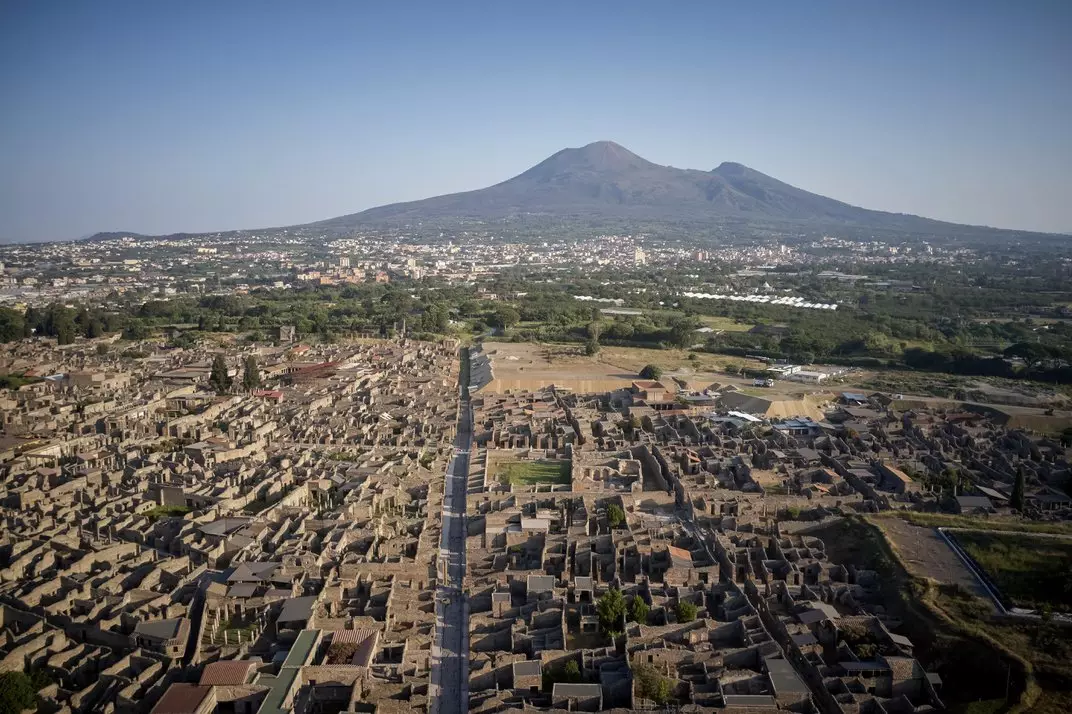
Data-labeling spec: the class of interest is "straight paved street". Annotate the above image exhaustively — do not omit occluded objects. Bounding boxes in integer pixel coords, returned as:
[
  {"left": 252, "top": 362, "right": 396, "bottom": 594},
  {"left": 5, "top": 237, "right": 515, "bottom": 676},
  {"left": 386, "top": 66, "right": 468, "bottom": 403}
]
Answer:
[{"left": 431, "top": 348, "right": 471, "bottom": 714}]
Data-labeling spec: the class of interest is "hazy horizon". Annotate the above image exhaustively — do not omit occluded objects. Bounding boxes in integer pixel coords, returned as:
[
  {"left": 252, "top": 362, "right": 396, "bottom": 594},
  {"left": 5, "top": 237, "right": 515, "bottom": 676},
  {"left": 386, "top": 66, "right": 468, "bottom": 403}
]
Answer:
[{"left": 2, "top": 0, "right": 1070, "bottom": 242}]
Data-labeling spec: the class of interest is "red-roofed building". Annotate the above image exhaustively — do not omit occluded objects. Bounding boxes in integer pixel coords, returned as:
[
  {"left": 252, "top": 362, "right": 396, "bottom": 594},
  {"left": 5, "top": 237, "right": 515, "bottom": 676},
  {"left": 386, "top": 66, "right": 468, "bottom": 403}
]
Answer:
[
  {"left": 631, "top": 380, "right": 671, "bottom": 403},
  {"left": 667, "top": 545, "right": 693, "bottom": 567},
  {"left": 329, "top": 628, "right": 380, "bottom": 666},
  {"left": 199, "top": 659, "right": 259, "bottom": 686},
  {"left": 151, "top": 684, "right": 215, "bottom": 714}
]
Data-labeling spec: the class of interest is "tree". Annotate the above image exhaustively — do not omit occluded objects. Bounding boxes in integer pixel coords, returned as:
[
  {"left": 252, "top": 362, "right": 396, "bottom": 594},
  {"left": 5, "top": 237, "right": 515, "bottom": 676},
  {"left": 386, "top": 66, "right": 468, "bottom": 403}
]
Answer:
[
  {"left": 168, "top": 332, "right": 197, "bottom": 350},
  {"left": 1004, "top": 342, "right": 1056, "bottom": 368},
  {"left": 46, "top": 305, "right": 78, "bottom": 346},
  {"left": 1011, "top": 468, "right": 1026, "bottom": 512},
  {"left": 85, "top": 318, "right": 104, "bottom": 339},
  {"left": 488, "top": 305, "right": 520, "bottom": 331},
  {"left": 638, "top": 364, "right": 662, "bottom": 381},
  {"left": 607, "top": 503, "right": 625, "bottom": 528},
  {"left": 1061, "top": 427, "right": 1072, "bottom": 449},
  {"left": 596, "top": 589, "right": 625, "bottom": 635},
  {"left": 543, "top": 659, "right": 582, "bottom": 690},
  {"left": 209, "top": 354, "right": 232, "bottom": 395},
  {"left": 22, "top": 306, "right": 39, "bottom": 337},
  {"left": 0, "top": 671, "right": 37, "bottom": 714},
  {"left": 666, "top": 316, "right": 698, "bottom": 348},
  {"left": 0, "top": 308, "right": 24, "bottom": 343},
  {"left": 632, "top": 661, "right": 672, "bottom": 705},
  {"left": 674, "top": 599, "right": 698, "bottom": 623},
  {"left": 585, "top": 337, "right": 600, "bottom": 356},
  {"left": 629, "top": 595, "right": 649, "bottom": 624},
  {"left": 242, "top": 355, "right": 261, "bottom": 390},
  {"left": 122, "top": 323, "right": 151, "bottom": 340}
]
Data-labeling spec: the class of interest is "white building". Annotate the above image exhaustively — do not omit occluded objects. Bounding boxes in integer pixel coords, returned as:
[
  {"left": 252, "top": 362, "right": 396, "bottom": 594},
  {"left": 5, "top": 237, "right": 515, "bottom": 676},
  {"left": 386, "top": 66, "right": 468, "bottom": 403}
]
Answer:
[{"left": 787, "top": 370, "right": 829, "bottom": 384}]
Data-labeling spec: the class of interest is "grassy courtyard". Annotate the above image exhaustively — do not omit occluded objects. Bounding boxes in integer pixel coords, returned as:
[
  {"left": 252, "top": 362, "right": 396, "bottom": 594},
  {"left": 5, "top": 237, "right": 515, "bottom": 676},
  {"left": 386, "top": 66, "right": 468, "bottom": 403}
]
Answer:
[
  {"left": 954, "top": 531, "right": 1072, "bottom": 611},
  {"left": 495, "top": 460, "right": 571, "bottom": 486}
]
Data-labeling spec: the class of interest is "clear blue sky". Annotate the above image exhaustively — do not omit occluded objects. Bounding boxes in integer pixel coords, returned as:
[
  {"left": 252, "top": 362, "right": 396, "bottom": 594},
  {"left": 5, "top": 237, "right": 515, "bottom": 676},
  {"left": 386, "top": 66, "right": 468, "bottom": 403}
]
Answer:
[{"left": 1, "top": 0, "right": 1070, "bottom": 242}]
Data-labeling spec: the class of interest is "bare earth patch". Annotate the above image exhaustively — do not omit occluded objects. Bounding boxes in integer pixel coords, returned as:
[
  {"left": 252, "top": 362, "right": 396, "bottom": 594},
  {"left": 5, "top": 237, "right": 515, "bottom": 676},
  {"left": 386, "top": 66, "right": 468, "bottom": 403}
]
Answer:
[{"left": 874, "top": 515, "right": 990, "bottom": 600}]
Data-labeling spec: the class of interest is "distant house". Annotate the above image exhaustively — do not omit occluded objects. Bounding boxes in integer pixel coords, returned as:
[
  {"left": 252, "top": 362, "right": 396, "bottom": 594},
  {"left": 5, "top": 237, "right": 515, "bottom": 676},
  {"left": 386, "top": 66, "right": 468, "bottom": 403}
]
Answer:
[
  {"left": 277, "top": 595, "right": 318, "bottom": 631},
  {"left": 199, "top": 659, "right": 260, "bottom": 686},
  {"left": 787, "top": 370, "right": 829, "bottom": 384},
  {"left": 976, "top": 485, "right": 1010, "bottom": 506},
  {"left": 526, "top": 574, "right": 556, "bottom": 602},
  {"left": 553, "top": 683, "right": 603, "bottom": 711},
  {"left": 955, "top": 495, "right": 993, "bottom": 513},
  {"left": 773, "top": 418, "right": 823, "bottom": 438},
  {"left": 874, "top": 461, "right": 921, "bottom": 494},
  {"left": 765, "top": 657, "right": 810, "bottom": 708},
  {"left": 277, "top": 325, "right": 296, "bottom": 343},
  {"left": 1029, "top": 486, "right": 1072, "bottom": 511},
  {"left": 631, "top": 380, "right": 670, "bottom": 403},
  {"left": 150, "top": 684, "right": 215, "bottom": 714},
  {"left": 513, "top": 660, "right": 542, "bottom": 692},
  {"left": 132, "top": 617, "right": 190, "bottom": 657},
  {"left": 839, "top": 656, "right": 930, "bottom": 700}
]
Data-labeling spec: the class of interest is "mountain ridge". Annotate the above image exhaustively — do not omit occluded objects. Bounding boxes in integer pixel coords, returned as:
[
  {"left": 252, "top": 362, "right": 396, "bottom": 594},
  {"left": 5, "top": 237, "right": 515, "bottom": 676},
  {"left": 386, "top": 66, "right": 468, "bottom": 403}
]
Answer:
[
  {"left": 87, "top": 141, "right": 1068, "bottom": 242},
  {"left": 305, "top": 141, "right": 1019, "bottom": 237}
]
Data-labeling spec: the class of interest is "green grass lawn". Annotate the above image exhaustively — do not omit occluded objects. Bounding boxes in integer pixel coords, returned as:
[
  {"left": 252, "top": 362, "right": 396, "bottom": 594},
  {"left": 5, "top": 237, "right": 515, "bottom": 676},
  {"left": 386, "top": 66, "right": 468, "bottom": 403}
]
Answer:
[
  {"left": 954, "top": 531, "right": 1072, "bottom": 610},
  {"left": 205, "top": 617, "right": 259, "bottom": 646},
  {"left": 0, "top": 374, "right": 43, "bottom": 389},
  {"left": 698, "top": 315, "right": 755, "bottom": 332},
  {"left": 880, "top": 511, "right": 1072, "bottom": 536},
  {"left": 144, "top": 505, "right": 192, "bottom": 522},
  {"left": 496, "top": 460, "right": 571, "bottom": 486}
]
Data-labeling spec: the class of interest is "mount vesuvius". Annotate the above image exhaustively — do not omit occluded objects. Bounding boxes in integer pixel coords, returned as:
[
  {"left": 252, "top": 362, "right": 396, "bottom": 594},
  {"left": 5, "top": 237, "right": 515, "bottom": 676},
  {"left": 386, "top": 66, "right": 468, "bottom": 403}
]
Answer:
[
  {"left": 305, "top": 141, "right": 1039, "bottom": 238},
  {"left": 91, "top": 141, "right": 1065, "bottom": 241}
]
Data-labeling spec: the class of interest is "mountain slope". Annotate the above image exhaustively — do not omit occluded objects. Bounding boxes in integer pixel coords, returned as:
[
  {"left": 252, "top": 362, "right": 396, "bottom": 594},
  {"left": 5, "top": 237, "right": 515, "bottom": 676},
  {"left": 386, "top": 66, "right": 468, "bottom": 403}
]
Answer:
[
  {"left": 309, "top": 141, "right": 980, "bottom": 234},
  {"left": 87, "top": 141, "right": 1065, "bottom": 242}
]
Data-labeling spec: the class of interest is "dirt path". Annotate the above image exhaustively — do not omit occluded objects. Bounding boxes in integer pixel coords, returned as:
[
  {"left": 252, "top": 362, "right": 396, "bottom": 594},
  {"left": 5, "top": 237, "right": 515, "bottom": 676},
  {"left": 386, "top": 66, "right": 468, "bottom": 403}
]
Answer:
[{"left": 874, "top": 516, "right": 989, "bottom": 598}]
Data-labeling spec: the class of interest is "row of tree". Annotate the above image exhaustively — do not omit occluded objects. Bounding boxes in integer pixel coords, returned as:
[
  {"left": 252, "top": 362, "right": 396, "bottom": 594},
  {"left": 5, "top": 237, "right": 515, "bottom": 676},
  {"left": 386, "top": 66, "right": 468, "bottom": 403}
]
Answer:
[{"left": 209, "top": 355, "right": 261, "bottom": 395}]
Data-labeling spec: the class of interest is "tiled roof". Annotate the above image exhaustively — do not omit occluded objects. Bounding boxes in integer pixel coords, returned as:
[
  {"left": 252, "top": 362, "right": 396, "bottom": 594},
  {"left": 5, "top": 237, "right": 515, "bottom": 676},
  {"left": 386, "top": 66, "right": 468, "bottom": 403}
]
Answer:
[
  {"left": 883, "top": 656, "right": 920, "bottom": 680},
  {"left": 667, "top": 545, "right": 692, "bottom": 562},
  {"left": 331, "top": 628, "right": 379, "bottom": 666},
  {"left": 199, "top": 660, "right": 257, "bottom": 686},
  {"left": 134, "top": 617, "right": 184, "bottom": 641},
  {"left": 151, "top": 684, "right": 212, "bottom": 714}
]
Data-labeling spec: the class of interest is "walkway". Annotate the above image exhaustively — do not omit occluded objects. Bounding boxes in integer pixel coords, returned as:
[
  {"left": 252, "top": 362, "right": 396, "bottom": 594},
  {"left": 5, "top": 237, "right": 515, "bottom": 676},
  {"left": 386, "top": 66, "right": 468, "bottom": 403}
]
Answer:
[{"left": 430, "top": 348, "right": 471, "bottom": 714}]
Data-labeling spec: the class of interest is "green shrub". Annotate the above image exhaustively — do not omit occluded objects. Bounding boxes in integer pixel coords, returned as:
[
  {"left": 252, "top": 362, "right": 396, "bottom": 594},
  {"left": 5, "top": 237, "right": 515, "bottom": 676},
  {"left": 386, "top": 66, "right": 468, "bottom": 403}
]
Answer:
[{"left": 674, "top": 599, "right": 698, "bottom": 623}]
